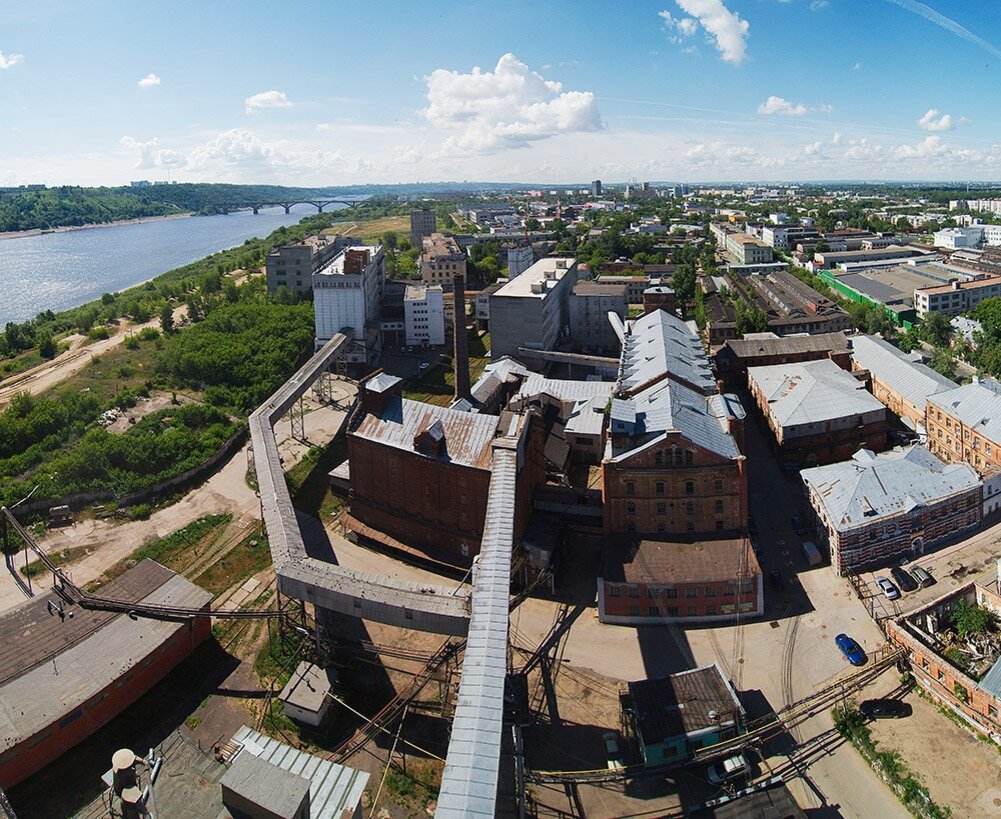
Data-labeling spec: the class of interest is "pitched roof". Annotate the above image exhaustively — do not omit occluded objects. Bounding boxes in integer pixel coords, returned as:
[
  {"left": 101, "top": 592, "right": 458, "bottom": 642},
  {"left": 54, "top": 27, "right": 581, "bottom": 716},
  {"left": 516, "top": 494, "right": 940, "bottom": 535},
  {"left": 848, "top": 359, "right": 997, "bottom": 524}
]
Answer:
[
  {"left": 629, "top": 664, "right": 743, "bottom": 741},
  {"left": 352, "top": 396, "right": 500, "bottom": 469},
  {"left": 618, "top": 309, "right": 716, "bottom": 394},
  {"left": 928, "top": 378, "right": 1001, "bottom": 445},
  {"left": 721, "top": 331, "right": 849, "bottom": 359},
  {"left": 602, "top": 538, "right": 759, "bottom": 585},
  {"left": 748, "top": 358, "right": 885, "bottom": 427},
  {"left": 516, "top": 373, "right": 615, "bottom": 404},
  {"left": 801, "top": 445, "right": 981, "bottom": 531},
  {"left": 850, "top": 335, "right": 956, "bottom": 408}
]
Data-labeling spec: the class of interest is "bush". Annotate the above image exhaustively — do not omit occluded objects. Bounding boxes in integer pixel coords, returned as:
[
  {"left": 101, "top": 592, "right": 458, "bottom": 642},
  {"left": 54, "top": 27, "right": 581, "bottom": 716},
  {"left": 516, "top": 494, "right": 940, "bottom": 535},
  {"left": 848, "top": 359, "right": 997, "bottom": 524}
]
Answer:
[
  {"left": 88, "top": 326, "right": 110, "bottom": 340},
  {"left": 138, "top": 327, "right": 160, "bottom": 342},
  {"left": 131, "top": 503, "right": 152, "bottom": 520},
  {"left": 123, "top": 334, "right": 140, "bottom": 350}
]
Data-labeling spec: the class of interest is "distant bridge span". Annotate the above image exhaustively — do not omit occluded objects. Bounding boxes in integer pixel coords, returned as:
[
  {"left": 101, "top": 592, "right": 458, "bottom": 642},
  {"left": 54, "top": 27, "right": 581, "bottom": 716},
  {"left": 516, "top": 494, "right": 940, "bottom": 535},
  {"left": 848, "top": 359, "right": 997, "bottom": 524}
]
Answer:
[{"left": 248, "top": 200, "right": 357, "bottom": 215}]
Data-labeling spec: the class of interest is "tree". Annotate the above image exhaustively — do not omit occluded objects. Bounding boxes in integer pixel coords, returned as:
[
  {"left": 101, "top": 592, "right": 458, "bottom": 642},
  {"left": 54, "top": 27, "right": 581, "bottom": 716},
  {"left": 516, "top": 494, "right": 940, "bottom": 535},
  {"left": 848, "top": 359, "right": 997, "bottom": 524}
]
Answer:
[
  {"left": 974, "top": 297, "right": 1001, "bottom": 340},
  {"left": 160, "top": 303, "right": 174, "bottom": 333},
  {"left": 38, "top": 333, "right": 57, "bottom": 359},
  {"left": 672, "top": 264, "right": 696, "bottom": 305},
  {"left": 918, "top": 312, "right": 951, "bottom": 348},
  {"left": 927, "top": 346, "right": 956, "bottom": 380},
  {"left": 950, "top": 600, "right": 996, "bottom": 637},
  {"left": 381, "top": 231, "right": 398, "bottom": 251}
]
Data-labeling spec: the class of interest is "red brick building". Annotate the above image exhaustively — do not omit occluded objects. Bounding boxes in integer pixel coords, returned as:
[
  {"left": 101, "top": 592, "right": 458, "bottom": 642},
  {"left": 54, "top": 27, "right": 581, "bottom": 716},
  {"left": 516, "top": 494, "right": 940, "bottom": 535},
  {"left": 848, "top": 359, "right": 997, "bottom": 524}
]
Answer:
[
  {"left": 344, "top": 373, "right": 545, "bottom": 566},
  {"left": 713, "top": 332, "right": 851, "bottom": 388},
  {"left": 598, "top": 538, "right": 762, "bottom": 625},
  {"left": 0, "top": 560, "right": 211, "bottom": 789}
]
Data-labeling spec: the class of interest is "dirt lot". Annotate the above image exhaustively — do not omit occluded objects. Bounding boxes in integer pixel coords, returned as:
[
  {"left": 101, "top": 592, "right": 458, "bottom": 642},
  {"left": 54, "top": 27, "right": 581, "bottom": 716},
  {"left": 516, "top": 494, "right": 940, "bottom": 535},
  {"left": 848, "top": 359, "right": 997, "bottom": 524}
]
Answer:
[{"left": 104, "top": 389, "right": 196, "bottom": 433}]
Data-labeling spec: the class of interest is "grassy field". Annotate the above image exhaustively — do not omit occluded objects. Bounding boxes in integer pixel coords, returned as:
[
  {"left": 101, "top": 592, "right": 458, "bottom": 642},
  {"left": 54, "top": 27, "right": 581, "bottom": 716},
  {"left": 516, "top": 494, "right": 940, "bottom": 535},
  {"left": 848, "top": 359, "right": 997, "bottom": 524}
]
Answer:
[
  {"left": 194, "top": 525, "right": 272, "bottom": 595},
  {"left": 323, "top": 215, "right": 410, "bottom": 243},
  {"left": 285, "top": 430, "right": 348, "bottom": 519},
  {"left": 403, "top": 330, "right": 490, "bottom": 406}
]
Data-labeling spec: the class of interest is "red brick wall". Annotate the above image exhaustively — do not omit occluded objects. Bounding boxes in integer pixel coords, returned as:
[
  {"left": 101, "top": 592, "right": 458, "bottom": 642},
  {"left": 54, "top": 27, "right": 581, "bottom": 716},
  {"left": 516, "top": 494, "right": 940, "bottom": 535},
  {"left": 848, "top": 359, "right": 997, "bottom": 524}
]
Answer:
[
  {"left": 0, "top": 615, "right": 209, "bottom": 789},
  {"left": 600, "top": 576, "right": 760, "bottom": 622}
]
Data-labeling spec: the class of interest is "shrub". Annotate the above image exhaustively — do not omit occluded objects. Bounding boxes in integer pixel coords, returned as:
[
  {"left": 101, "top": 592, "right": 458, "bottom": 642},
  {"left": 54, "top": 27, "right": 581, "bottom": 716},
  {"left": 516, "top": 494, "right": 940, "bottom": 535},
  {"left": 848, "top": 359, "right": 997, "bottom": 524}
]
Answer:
[{"left": 131, "top": 503, "right": 152, "bottom": 520}]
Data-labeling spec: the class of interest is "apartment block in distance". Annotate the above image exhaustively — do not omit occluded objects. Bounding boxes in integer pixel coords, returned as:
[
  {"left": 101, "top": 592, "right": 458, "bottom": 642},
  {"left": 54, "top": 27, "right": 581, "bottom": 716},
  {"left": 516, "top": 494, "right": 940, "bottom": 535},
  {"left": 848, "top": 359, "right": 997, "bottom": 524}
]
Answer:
[
  {"left": 312, "top": 244, "right": 385, "bottom": 365},
  {"left": 409, "top": 207, "right": 436, "bottom": 248},
  {"left": 927, "top": 378, "right": 1001, "bottom": 474},
  {"left": 404, "top": 284, "right": 445, "bottom": 347},
  {"left": 488, "top": 257, "right": 579, "bottom": 359},
  {"left": 420, "top": 233, "right": 467, "bottom": 289},
  {"left": 802, "top": 446, "right": 982, "bottom": 574},
  {"left": 747, "top": 358, "right": 888, "bottom": 467},
  {"left": 914, "top": 276, "right": 1001, "bottom": 318},
  {"left": 265, "top": 234, "right": 345, "bottom": 296}
]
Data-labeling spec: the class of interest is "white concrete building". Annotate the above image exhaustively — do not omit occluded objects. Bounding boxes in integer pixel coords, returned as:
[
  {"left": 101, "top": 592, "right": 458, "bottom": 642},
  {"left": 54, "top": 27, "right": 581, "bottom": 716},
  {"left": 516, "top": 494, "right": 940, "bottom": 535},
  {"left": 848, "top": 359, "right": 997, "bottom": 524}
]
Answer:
[
  {"left": 933, "top": 225, "right": 1001, "bottom": 250},
  {"left": 312, "top": 245, "right": 385, "bottom": 364},
  {"left": 489, "top": 257, "right": 579, "bottom": 359},
  {"left": 506, "top": 243, "right": 534, "bottom": 278},
  {"left": 404, "top": 284, "right": 445, "bottom": 347}
]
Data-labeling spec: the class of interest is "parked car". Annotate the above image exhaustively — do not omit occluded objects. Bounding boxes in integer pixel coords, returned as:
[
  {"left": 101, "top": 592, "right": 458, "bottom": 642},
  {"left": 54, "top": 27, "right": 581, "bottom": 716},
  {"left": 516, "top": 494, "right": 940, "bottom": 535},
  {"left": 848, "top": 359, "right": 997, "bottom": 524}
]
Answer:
[
  {"left": 835, "top": 633, "right": 867, "bottom": 666},
  {"left": 875, "top": 576, "right": 900, "bottom": 600},
  {"left": 418, "top": 361, "right": 430, "bottom": 372},
  {"left": 890, "top": 566, "right": 918, "bottom": 593},
  {"left": 791, "top": 514, "right": 804, "bottom": 535},
  {"left": 769, "top": 570, "right": 784, "bottom": 590},
  {"left": 707, "top": 752, "right": 750, "bottom": 785},
  {"left": 801, "top": 541, "right": 822, "bottom": 567},
  {"left": 910, "top": 566, "right": 935, "bottom": 588},
  {"left": 602, "top": 731, "right": 624, "bottom": 770},
  {"left": 859, "top": 699, "right": 912, "bottom": 719}
]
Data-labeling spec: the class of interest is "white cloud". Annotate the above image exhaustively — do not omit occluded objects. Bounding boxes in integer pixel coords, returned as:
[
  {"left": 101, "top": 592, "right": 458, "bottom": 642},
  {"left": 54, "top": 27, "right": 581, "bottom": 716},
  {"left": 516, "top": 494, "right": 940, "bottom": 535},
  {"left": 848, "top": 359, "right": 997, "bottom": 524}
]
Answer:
[
  {"left": 244, "top": 90, "right": 292, "bottom": 114},
  {"left": 809, "top": 0, "right": 829, "bottom": 10},
  {"left": 669, "top": 0, "right": 750, "bottom": 65},
  {"left": 137, "top": 73, "right": 160, "bottom": 88},
  {"left": 659, "top": 10, "right": 699, "bottom": 42},
  {"left": 422, "top": 53, "right": 602, "bottom": 156},
  {"left": 832, "top": 131, "right": 843, "bottom": 145},
  {"left": 917, "top": 108, "right": 955, "bottom": 132},
  {"left": 758, "top": 96, "right": 807, "bottom": 116},
  {"left": 852, "top": 61, "right": 864, "bottom": 70},
  {"left": 0, "top": 51, "right": 24, "bottom": 70},
  {"left": 803, "top": 141, "right": 824, "bottom": 156},
  {"left": 315, "top": 123, "right": 331, "bottom": 131},
  {"left": 119, "top": 136, "right": 187, "bottom": 169},
  {"left": 844, "top": 138, "right": 883, "bottom": 160}
]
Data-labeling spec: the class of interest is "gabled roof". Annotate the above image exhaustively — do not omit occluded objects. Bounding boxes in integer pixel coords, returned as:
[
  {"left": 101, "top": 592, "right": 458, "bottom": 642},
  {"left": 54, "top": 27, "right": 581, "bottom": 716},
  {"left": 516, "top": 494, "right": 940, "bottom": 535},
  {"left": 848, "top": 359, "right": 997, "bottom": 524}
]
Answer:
[
  {"left": 928, "top": 378, "right": 1001, "bottom": 445},
  {"left": 618, "top": 309, "right": 716, "bottom": 394},
  {"left": 749, "top": 358, "right": 885, "bottom": 427},
  {"left": 850, "top": 335, "right": 955, "bottom": 408},
  {"left": 801, "top": 445, "right": 981, "bottom": 531},
  {"left": 516, "top": 373, "right": 615, "bottom": 404}
]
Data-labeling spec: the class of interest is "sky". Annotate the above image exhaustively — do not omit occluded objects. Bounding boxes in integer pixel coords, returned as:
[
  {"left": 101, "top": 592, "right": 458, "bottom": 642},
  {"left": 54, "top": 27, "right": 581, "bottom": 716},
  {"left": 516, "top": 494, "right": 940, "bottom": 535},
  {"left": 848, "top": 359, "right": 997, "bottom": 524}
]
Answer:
[{"left": 2, "top": 0, "right": 1001, "bottom": 186}]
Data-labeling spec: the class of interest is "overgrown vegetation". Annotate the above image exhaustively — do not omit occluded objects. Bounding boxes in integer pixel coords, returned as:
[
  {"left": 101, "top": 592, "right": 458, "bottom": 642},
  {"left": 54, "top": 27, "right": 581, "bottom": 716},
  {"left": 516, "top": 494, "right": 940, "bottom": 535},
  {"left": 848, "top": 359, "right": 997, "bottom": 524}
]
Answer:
[
  {"left": 833, "top": 705, "right": 952, "bottom": 818},
  {"left": 194, "top": 527, "right": 272, "bottom": 595}
]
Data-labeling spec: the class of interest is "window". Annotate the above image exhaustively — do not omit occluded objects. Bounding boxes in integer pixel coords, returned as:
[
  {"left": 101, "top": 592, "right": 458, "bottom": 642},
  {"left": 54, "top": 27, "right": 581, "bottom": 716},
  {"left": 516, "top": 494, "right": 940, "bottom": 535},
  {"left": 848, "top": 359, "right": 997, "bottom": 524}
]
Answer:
[
  {"left": 687, "top": 521, "right": 695, "bottom": 532},
  {"left": 656, "top": 482, "right": 665, "bottom": 496},
  {"left": 685, "top": 481, "right": 695, "bottom": 495},
  {"left": 627, "top": 522, "right": 636, "bottom": 532},
  {"left": 649, "top": 606, "right": 660, "bottom": 617},
  {"left": 685, "top": 450, "right": 694, "bottom": 465},
  {"left": 625, "top": 481, "right": 635, "bottom": 496},
  {"left": 629, "top": 605, "right": 640, "bottom": 616},
  {"left": 723, "top": 584, "right": 735, "bottom": 596},
  {"left": 608, "top": 585, "right": 620, "bottom": 597},
  {"left": 706, "top": 606, "right": 717, "bottom": 616},
  {"left": 686, "top": 587, "right": 698, "bottom": 598},
  {"left": 59, "top": 709, "right": 83, "bottom": 730},
  {"left": 687, "top": 606, "right": 698, "bottom": 615},
  {"left": 715, "top": 500, "right": 724, "bottom": 514},
  {"left": 664, "top": 588, "right": 678, "bottom": 599},
  {"left": 656, "top": 502, "right": 666, "bottom": 515},
  {"left": 626, "top": 502, "right": 636, "bottom": 515},
  {"left": 715, "top": 520, "right": 725, "bottom": 531},
  {"left": 686, "top": 501, "right": 695, "bottom": 514},
  {"left": 657, "top": 522, "right": 665, "bottom": 533},
  {"left": 654, "top": 451, "right": 664, "bottom": 466},
  {"left": 628, "top": 586, "right": 640, "bottom": 598},
  {"left": 714, "top": 479, "right": 724, "bottom": 494},
  {"left": 667, "top": 606, "right": 679, "bottom": 616}
]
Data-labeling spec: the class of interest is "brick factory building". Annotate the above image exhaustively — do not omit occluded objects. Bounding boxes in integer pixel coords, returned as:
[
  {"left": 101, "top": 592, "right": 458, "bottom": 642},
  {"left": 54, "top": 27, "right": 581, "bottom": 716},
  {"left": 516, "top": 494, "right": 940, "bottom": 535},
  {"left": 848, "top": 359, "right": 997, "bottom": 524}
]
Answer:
[
  {"left": 927, "top": 378, "right": 1001, "bottom": 475},
  {"left": 0, "top": 560, "right": 211, "bottom": 789},
  {"left": 341, "top": 373, "right": 545, "bottom": 566},
  {"left": 597, "top": 537, "right": 762, "bottom": 625},
  {"left": 713, "top": 331, "right": 851, "bottom": 388},
  {"left": 802, "top": 446, "right": 981, "bottom": 574},
  {"left": 747, "top": 358, "right": 888, "bottom": 467},
  {"left": 419, "top": 233, "right": 467, "bottom": 290}
]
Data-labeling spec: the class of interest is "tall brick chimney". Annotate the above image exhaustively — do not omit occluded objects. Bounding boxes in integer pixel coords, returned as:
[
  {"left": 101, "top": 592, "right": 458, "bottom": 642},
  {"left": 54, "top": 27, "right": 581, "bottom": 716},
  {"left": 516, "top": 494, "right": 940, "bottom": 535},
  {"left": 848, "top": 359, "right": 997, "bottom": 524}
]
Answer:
[{"left": 453, "top": 273, "right": 471, "bottom": 401}]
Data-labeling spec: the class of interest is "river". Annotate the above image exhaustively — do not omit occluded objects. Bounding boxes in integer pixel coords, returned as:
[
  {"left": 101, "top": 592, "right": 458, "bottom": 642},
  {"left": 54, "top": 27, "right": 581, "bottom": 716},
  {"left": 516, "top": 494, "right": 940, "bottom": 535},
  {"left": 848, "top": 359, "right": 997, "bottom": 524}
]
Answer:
[{"left": 0, "top": 203, "right": 352, "bottom": 325}]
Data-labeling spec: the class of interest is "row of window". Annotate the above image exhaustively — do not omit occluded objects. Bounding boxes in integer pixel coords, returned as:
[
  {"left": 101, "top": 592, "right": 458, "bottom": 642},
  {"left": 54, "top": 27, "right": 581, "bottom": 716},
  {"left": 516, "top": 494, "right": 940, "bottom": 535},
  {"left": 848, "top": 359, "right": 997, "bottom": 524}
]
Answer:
[
  {"left": 625, "top": 478, "right": 726, "bottom": 496},
  {"left": 626, "top": 500, "right": 726, "bottom": 515},
  {"left": 623, "top": 520, "right": 726, "bottom": 533},
  {"left": 608, "top": 582, "right": 751, "bottom": 598}
]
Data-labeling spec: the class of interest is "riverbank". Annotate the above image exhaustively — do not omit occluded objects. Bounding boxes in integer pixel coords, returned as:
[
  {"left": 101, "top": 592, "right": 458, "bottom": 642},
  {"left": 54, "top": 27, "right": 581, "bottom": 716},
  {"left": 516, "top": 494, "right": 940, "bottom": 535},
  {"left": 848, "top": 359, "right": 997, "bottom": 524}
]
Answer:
[{"left": 0, "top": 211, "right": 194, "bottom": 241}]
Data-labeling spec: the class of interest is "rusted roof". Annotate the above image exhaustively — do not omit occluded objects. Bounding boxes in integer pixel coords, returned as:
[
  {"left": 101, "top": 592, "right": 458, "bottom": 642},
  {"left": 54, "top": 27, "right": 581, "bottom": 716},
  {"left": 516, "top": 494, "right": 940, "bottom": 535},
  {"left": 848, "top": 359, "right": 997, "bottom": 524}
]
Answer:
[{"left": 602, "top": 537, "right": 759, "bottom": 585}]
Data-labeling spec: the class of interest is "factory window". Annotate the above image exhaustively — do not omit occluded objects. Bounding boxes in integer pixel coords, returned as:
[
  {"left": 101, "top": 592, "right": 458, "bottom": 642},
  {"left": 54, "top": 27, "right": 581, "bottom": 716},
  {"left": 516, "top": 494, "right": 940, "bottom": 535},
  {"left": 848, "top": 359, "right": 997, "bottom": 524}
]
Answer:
[
  {"left": 685, "top": 481, "right": 695, "bottom": 495},
  {"left": 656, "top": 502, "right": 666, "bottom": 515},
  {"left": 687, "top": 606, "right": 698, "bottom": 616},
  {"left": 686, "top": 587, "right": 698, "bottom": 598},
  {"left": 706, "top": 606, "right": 717, "bottom": 616},
  {"left": 627, "top": 503, "right": 636, "bottom": 515},
  {"left": 628, "top": 586, "right": 640, "bottom": 598},
  {"left": 629, "top": 606, "right": 640, "bottom": 617},
  {"left": 704, "top": 587, "right": 716, "bottom": 598},
  {"left": 685, "top": 450, "right": 694, "bottom": 465},
  {"left": 627, "top": 522, "right": 636, "bottom": 532},
  {"left": 608, "top": 585, "right": 620, "bottom": 597},
  {"left": 723, "top": 584, "right": 735, "bottom": 596},
  {"left": 625, "top": 481, "right": 635, "bottom": 496},
  {"left": 664, "top": 588, "right": 678, "bottom": 599},
  {"left": 687, "top": 522, "right": 695, "bottom": 532},
  {"left": 686, "top": 501, "right": 695, "bottom": 514},
  {"left": 656, "top": 482, "right": 665, "bottom": 496},
  {"left": 59, "top": 709, "right": 83, "bottom": 729},
  {"left": 649, "top": 607, "right": 660, "bottom": 617},
  {"left": 715, "top": 500, "right": 724, "bottom": 514},
  {"left": 667, "top": 606, "right": 679, "bottom": 616},
  {"left": 989, "top": 705, "right": 998, "bottom": 719},
  {"left": 674, "top": 450, "right": 684, "bottom": 466},
  {"left": 654, "top": 451, "right": 664, "bottom": 466},
  {"left": 714, "top": 479, "right": 724, "bottom": 494},
  {"left": 715, "top": 520, "right": 725, "bottom": 530},
  {"left": 657, "top": 522, "right": 665, "bottom": 533}
]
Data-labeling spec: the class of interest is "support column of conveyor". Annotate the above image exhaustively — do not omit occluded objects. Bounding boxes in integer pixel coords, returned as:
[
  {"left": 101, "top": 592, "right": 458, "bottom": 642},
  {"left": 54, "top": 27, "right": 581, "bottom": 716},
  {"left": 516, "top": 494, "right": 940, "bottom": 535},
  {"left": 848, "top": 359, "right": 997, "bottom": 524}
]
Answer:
[
  {"left": 436, "top": 435, "right": 520, "bottom": 817},
  {"left": 250, "top": 332, "right": 471, "bottom": 636}
]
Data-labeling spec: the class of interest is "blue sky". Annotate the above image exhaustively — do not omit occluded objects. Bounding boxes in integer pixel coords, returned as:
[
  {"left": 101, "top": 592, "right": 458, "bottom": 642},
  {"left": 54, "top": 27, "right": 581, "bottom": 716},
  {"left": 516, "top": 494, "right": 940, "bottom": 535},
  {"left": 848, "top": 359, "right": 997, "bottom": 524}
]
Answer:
[{"left": 1, "top": 0, "right": 1000, "bottom": 185}]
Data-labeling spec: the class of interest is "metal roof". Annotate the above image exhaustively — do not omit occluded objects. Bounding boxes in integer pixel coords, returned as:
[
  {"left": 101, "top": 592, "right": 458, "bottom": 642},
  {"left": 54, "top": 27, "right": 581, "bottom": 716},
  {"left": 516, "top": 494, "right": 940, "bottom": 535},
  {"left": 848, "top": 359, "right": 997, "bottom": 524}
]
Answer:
[
  {"left": 436, "top": 441, "right": 520, "bottom": 817},
  {"left": 801, "top": 445, "right": 981, "bottom": 531},
  {"left": 748, "top": 358, "right": 885, "bottom": 428},
  {"left": 628, "top": 664, "right": 743, "bottom": 741},
  {"left": 928, "top": 378, "right": 1001, "bottom": 445},
  {"left": 516, "top": 373, "right": 615, "bottom": 404},
  {"left": 353, "top": 396, "right": 500, "bottom": 470},
  {"left": 564, "top": 396, "right": 607, "bottom": 436},
  {"left": 849, "top": 335, "right": 956, "bottom": 408},
  {"left": 232, "top": 725, "right": 369, "bottom": 819},
  {"left": 976, "top": 655, "right": 1001, "bottom": 699},
  {"left": 618, "top": 309, "right": 716, "bottom": 394},
  {"left": 722, "top": 331, "right": 849, "bottom": 359}
]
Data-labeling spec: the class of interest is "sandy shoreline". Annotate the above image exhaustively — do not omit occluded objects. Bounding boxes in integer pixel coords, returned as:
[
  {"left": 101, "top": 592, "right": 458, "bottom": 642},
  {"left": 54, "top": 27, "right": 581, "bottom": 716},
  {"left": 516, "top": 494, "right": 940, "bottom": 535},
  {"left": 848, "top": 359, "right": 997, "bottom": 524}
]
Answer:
[{"left": 0, "top": 211, "right": 194, "bottom": 241}]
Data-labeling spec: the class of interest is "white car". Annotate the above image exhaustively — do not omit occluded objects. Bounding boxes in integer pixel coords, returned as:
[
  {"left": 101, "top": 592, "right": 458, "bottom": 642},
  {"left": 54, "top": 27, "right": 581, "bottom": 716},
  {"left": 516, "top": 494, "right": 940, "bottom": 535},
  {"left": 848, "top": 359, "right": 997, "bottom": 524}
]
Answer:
[
  {"left": 707, "top": 752, "right": 750, "bottom": 785},
  {"left": 602, "top": 731, "right": 624, "bottom": 770},
  {"left": 876, "top": 576, "right": 900, "bottom": 600}
]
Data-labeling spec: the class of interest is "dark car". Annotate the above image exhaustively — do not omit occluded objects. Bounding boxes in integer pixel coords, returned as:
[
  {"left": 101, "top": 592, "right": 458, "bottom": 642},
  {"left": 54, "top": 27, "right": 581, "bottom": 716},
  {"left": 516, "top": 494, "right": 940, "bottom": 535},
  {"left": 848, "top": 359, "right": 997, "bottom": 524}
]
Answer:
[
  {"left": 835, "top": 633, "right": 867, "bottom": 666},
  {"left": 890, "top": 566, "right": 918, "bottom": 593},
  {"left": 769, "top": 570, "right": 784, "bottom": 590},
  {"left": 910, "top": 566, "right": 935, "bottom": 588},
  {"left": 791, "top": 514, "right": 804, "bottom": 535},
  {"left": 859, "top": 699, "right": 912, "bottom": 719}
]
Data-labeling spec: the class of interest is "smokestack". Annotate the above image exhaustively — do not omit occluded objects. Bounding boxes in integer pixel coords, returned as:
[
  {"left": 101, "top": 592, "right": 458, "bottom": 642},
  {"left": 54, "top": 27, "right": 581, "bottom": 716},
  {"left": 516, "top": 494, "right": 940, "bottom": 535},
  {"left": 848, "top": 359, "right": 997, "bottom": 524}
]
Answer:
[{"left": 453, "top": 273, "right": 471, "bottom": 401}]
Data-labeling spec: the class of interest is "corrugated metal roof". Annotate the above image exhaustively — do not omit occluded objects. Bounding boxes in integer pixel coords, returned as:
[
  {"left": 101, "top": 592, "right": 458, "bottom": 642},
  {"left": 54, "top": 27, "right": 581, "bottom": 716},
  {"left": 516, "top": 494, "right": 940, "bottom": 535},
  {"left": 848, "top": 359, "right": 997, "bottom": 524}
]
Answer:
[
  {"left": 723, "top": 331, "right": 849, "bottom": 359},
  {"left": 353, "top": 396, "right": 500, "bottom": 469},
  {"left": 565, "top": 396, "right": 607, "bottom": 435},
  {"left": 928, "top": 378, "right": 1001, "bottom": 445},
  {"left": 748, "top": 358, "right": 885, "bottom": 428},
  {"left": 976, "top": 655, "right": 1001, "bottom": 699},
  {"left": 618, "top": 310, "right": 716, "bottom": 394},
  {"left": 801, "top": 445, "right": 981, "bottom": 530},
  {"left": 516, "top": 373, "right": 615, "bottom": 404},
  {"left": 850, "top": 335, "right": 956, "bottom": 408},
  {"left": 233, "top": 726, "right": 369, "bottom": 819}
]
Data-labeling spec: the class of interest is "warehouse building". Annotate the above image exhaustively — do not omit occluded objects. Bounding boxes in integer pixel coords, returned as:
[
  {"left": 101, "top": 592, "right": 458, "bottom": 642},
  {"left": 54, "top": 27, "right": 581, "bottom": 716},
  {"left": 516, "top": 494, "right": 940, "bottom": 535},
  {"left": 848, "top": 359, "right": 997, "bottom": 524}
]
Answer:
[
  {"left": 0, "top": 560, "right": 212, "bottom": 789},
  {"left": 714, "top": 331, "right": 851, "bottom": 387},
  {"left": 802, "top": 446, "right": 982, "bottom": 574}
]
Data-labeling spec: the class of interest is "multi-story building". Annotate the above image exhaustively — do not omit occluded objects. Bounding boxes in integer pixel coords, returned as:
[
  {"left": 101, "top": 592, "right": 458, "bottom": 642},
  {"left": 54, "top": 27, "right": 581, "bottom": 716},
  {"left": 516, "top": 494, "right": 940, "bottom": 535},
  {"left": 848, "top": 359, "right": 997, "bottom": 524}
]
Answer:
[
  {"left": 714, "top": 332, "right": 851, "bottom": 388},
  {"left": 505, "top": 242, "right": 534, "bottom": 278},
  {"left": 711, "top": 223, "right": 775, "bottom": 266},
  {"left": 343, "top": 374, "right": 545, "bottom": 566},
  {"left": 747, "top": 358, "right": 888, "bottom": 466},
  {"left": 849, "top": 335, "right": 957, "bottom": 429},
  {"left": 409, "top": 207, "right": 436, "bottom": 248},
  {"left": 403, "top": 284, "right": 445, "bottom": 347},
  {"left": 488, "top": 257, "right": 579, "bottom": 359},
  {"left": 914, "top": 276, "right": 1001, "bottom": 317},
  {"left": 312, "top": 245, "right": 385, "bottom": 364},
  {"left": 802, "top": 446, "right": 982, "bottom": 574},
  {"left": 927, "top": 378, "right": 1001, "bottom": 475},
  {"left": 265, "top": 234, "right": 345, "bottom": 296},
  {"left": 419, "top": 233, "right": 467, "bottom": 289},
  {"left": 933, "top": 225, "right": 1001, "bottom": 249},
  {"left": 595, "top": 275, "right": 649, "bottom": 304},
  {"left": 590, "top": 179, "right": 602, "bottom": 197},
  {"left": 568, "top": 281, "right": 627, "bottom": 356},
  {"left": 598, "top": 538, "right": 762, "bottom": 624}
]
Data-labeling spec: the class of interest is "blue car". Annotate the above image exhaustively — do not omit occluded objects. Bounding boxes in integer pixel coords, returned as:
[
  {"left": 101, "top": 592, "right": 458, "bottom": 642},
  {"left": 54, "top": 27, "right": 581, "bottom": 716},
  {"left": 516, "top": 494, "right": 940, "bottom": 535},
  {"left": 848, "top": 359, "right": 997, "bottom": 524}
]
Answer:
[{"left": 835, "top": 633, "right": 867, "bottom": 666}]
